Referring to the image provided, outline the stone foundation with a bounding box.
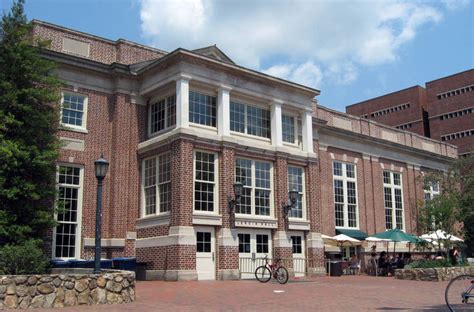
[0,270,135,309]
[394,266,474,282]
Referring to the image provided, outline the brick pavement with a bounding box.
[29,275,451,312]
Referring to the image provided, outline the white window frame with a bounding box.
[52,164,84,260]
[60,91,88,132]
[234,158,274,218]
[424,181,440,202]
[230,101,271,140]
[332,161,359,229]
[282,114,301,146]
[140,153,172,218]
[383,171,405,230]
[148,93,176,137]
[189,90,217,129]
[193,150,219,214]
[288,165,306,220]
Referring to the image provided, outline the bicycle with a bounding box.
[445,274,474,311]
[254,254,289,284]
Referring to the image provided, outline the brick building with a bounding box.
[33,20,458,281]
[346,70,474,157]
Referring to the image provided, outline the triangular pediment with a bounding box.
[192,45,235,65]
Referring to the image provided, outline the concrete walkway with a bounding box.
[32,275,450,311]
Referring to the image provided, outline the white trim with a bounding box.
[234,215,278,229]
[52,163,84,260]
[83,238,125,247]
[288,165,307,221]
[140,152,171,218]
[383,171,405,230]
[230,100,272,140]
[147,92,177,137]
[60,91,88,132]
[192,213,223,225]
[136,213,171,229]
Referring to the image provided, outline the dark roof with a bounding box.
[192,45,235,65]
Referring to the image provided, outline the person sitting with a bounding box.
[349,254,361,275]
[396,252,405,269]
[434,251,444,260]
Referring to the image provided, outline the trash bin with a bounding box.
[69,259,94,268]
[112,257,137,271]
[136,263,148,281]
[329,261,343,277]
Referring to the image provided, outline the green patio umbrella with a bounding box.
[372,229,420,254]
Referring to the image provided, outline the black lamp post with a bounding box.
[228,182,243,213]
[94,155,109,274]
[283,188,299,217]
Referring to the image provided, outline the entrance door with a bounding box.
[195,227,215,280]
[237,230,272,279]
[291,234,306,277]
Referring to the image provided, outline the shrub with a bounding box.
[405,259,469,269]
[0,240,49,275]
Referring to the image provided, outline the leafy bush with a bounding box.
[0,240,49,275]
[405,259,469,269]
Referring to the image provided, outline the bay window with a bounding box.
[149,94,176,135]
[230,101,271,139]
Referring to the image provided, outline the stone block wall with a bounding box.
[0,270,135,309]
[395,266,474,282]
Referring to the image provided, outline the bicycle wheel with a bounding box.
[275,266,289,284]
[254,266,271,283]
[445,274,474,311]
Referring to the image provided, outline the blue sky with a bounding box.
[1,0,473,112]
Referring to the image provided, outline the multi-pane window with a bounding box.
[189,91,216,127]
[291,236,302,254]
[55,166,82,258]
[235,158,272,216]
[424,181,440,202]
[149,94,176,134]
[230,101,271,139]
[333,162,358,228]
[196,232,211,252]
[61,93,86,128]
[238,234,251,253]
[256,234,269,253]
[142,153,171,216]
[282,115,295,143]
[194,151,217,212]
[383,171,404,230]
[288,166,305,218]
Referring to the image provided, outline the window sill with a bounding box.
[148,126,176,139]
[189,123,218,132]
[59,125,88,134]
[192,213,222,226]
[230,131,271,143]
[288,219,310,231]
[136,213,170,229]
[234,215,277,229]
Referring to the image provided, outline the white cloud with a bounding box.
[139,0,453,88]
[440,0,470,10]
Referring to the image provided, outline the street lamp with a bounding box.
[228,182,243,213]
[94,155,109,274]
[283,188,299,217]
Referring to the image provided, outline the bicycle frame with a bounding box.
[462,281,473,302]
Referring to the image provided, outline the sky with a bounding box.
[1,0,473,112]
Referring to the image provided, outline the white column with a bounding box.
[271,101,283,147]
[217,85,232,136]
[301,110,314,153]
[175,75,191,129]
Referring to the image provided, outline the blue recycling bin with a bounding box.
[69,259,94,268]
[112,257,136,271]
[100,259,113,269]
[50,259,70,268]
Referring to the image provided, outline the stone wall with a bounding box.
[395,266,474,282]
[0,270,135,309]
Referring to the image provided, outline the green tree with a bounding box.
[417,157,474,256]
[0,0,61,251]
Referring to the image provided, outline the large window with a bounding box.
[282,115,295,143]
[194,151,217,212]
[142,153,171,216]
[333,161,358,228]
[61,92,87,129]
[235,158,272,216]
[54,165,83,259]
[149,94,176,135]
[383,171,404,230]
[230,101,271,139]
[424,181,440,202]
[189,91,216,127]
[288,166,305,218]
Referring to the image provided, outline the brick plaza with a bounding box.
[35,276,449,311]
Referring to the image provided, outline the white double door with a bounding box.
[237,229,272,279]
[195,226,216,280]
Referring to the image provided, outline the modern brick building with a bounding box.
[346,70,474,157]
[33,20,458,281]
